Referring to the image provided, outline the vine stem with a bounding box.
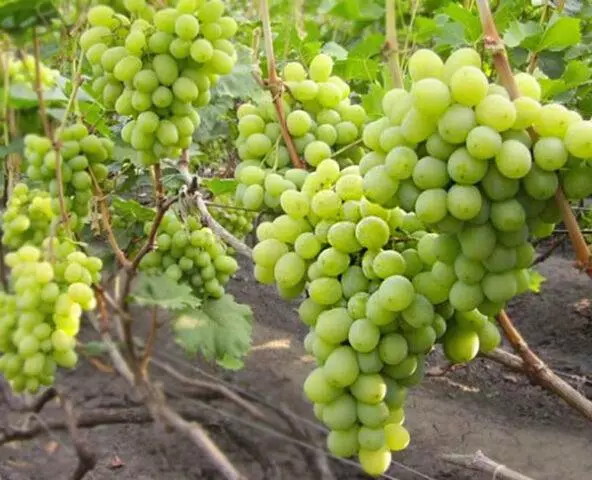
[89,171,132,269]
[259,0,306,169]
[495,311,592,421]
[32,29,71,234]
[475,0,592,421]
[475,0,591,277]
[385,0,404,88]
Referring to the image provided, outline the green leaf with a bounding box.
[0,0,57,32]
[528,270,546,293]
[112,197,156,224]
[174,294,253,370]
[201,178,238,196]
[334,57,380,82]
[503,20,541,49]
[321,41,348,61]
[131,273,202,311]
[536,16,581,52]
[0,137,24,159]
[362,82,386,120]
[441,3,481,43]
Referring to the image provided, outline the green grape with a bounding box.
[377,275,414,312]
[304,368,343,403]
[327,427,359,458]
[495,140,532,179]
[514,72,541,100]
[415,189,448,224]
[438,104,476,144]
[482,272,517,303]
[412,156,449,189]
[564,120,592,159]
[450,66,488,106]
[408,48,444,81]
[442,47,481,83]
[533,104,571,137]
[324,346,360,387]
[309,53,333,82]
[447,147,488,185]
[385,146,418,180]
[466,126,502,160]
[476,95,517,132]
[308,277,343,305]
[443,328,479,363]
[533,137,568,171]
[513,97,541,130]
[355,216,390,250]
[411,78,451,117]
[401,108,436,143]
[447,185,482,221]
[490,199,526,232]
[322,394,357,429]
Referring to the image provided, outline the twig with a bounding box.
[385,0,404,88]
[442,450,533,480]
[475,0,591,278]
[332,138,363,157]
[259,0,305,169]
[32,29,52,140]
[90,172,132,269]
[98,321,244,479]
[150,358,267,422]
[140,307,159,375]
[60,394,97,480]
[496,310,592,421]
[177,153,253,258]
[533,233,567,265]
[555,188,591,277]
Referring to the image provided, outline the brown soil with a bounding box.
[1,254,591,480]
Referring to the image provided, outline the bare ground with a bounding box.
[1,254,591,480]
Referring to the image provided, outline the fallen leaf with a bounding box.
[44,441,59,455]
[109,455,125,469]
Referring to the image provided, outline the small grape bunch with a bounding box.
[81,0,238,165]
[0,54,59,87]
[0,241,102,393]
[23,123,113,229]
[139,212,238,299]
[207,195,257,240]
[233,53,368,212]
[1,183,54,250]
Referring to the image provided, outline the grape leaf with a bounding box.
[441,3,481,43]
[201,178,238,196]
[0,0,56,32]
[503,21,541,49]
[174,294,253,370]
[362,82,386,120]
[0,137,24,159]
[535,16,581,52]
[131,273,202,311]
[528,270,546,293]
[322,41,348,60]
[112,197,156,223]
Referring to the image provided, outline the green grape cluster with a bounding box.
[0,242,102,393]
[1,183,54,250]
[23,123,113,229]
[250,155,503,475]
[81,0,238,165]
[140,212,238,299]
[208,195,256,240]
[0,54,59,87]
[233,53,367,211]
[362,47,592,319]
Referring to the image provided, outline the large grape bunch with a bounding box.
[207,195,256,240]
[81,0,238,166]
[0,242,102,393]
[250,155,503,475]
[0,53,59,87]
[139,212,238,299]
[2,184,54,250]
[363,47,592,319]
[22,123,113,230]
[233,53,367,211]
